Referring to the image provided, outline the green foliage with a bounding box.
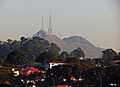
[71,47,85,59]
[72,65,81,78]
[102,49,117,60]
[113,52,120,60]
[0,37,61,65]
[48,43,60,53]
[0,41,11,59]
[60,51,69,61]
[50,65,72,80]
[0,39,20,60]
[20,37,60,60]
[36,50,59,63]
[5,50,28,66]
[66,57,95,70]
[11,40,20,50]
[66,57,79,63]
[20,37,50,58]
[0,67,11,82]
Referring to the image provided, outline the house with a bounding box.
[111,60,120,65]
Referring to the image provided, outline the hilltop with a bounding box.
[33,30,103,58]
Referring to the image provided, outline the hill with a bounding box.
[63,36,102,58]
[33,30,103,58]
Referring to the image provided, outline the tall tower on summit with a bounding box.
[41,16,44,31]
[48,13,52,35]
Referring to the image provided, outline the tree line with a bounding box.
[0,36,119,67]
[0,37,86,67]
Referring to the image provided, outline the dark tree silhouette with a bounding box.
[71,47,85,59]
[60,51,69,61]
[102,49,117,60]
[5,50,28,66]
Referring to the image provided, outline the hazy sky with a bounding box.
[0,0,119,51]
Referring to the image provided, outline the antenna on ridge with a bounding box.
[48,12,52,35]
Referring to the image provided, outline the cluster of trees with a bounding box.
[0,37,86,66]
[36,47,85,64]
[91,49,120,66]
[102,49,120,60]
[1,35,119,67]
[102,49,120,66]
[0,37,60,66]
[59,47,85,60]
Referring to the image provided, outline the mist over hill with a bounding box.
[33,30,103,58]
[63,36,103,58]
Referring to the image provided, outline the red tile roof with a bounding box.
[112,60,120,63]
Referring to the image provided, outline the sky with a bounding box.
[0,0,119,52]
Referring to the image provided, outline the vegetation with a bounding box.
[102,49,118,60]
[60,51,69,61]
[35,51,59,63]
[5,50,28,67]
[0,36,120,86]
[0,37,60,66]
[71,47,85,59]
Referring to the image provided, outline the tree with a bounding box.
[36,52,49,63]
[11,40,20,50]
[72,65,82,79]
[0,40,2,44]
[20,37,50,59]
[0,37,61,65]
[7,39,12,43]
[0,41,11,59]
[71,47,85,59]
[20,36,28,46]
[36,51,59,63]
[48,43,60,53]
[60,51,69,61]
[102,49,117,60]
[118,52,120,56]
[5,50,28,66]
[113,52,120,60]
[65,57,80,64]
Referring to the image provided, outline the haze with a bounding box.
[0,0,119,52]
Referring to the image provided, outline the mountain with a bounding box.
[63,36,102,58]
[33,31,102,58]
[33,30,73,51]
[32,30,47,38]
[63,36,95,47]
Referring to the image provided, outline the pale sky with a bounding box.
[0,0,119,52]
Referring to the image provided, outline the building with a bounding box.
[49,61,65,69]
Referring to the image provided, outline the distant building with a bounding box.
[111,60,120,65]
[49,61,65,69]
